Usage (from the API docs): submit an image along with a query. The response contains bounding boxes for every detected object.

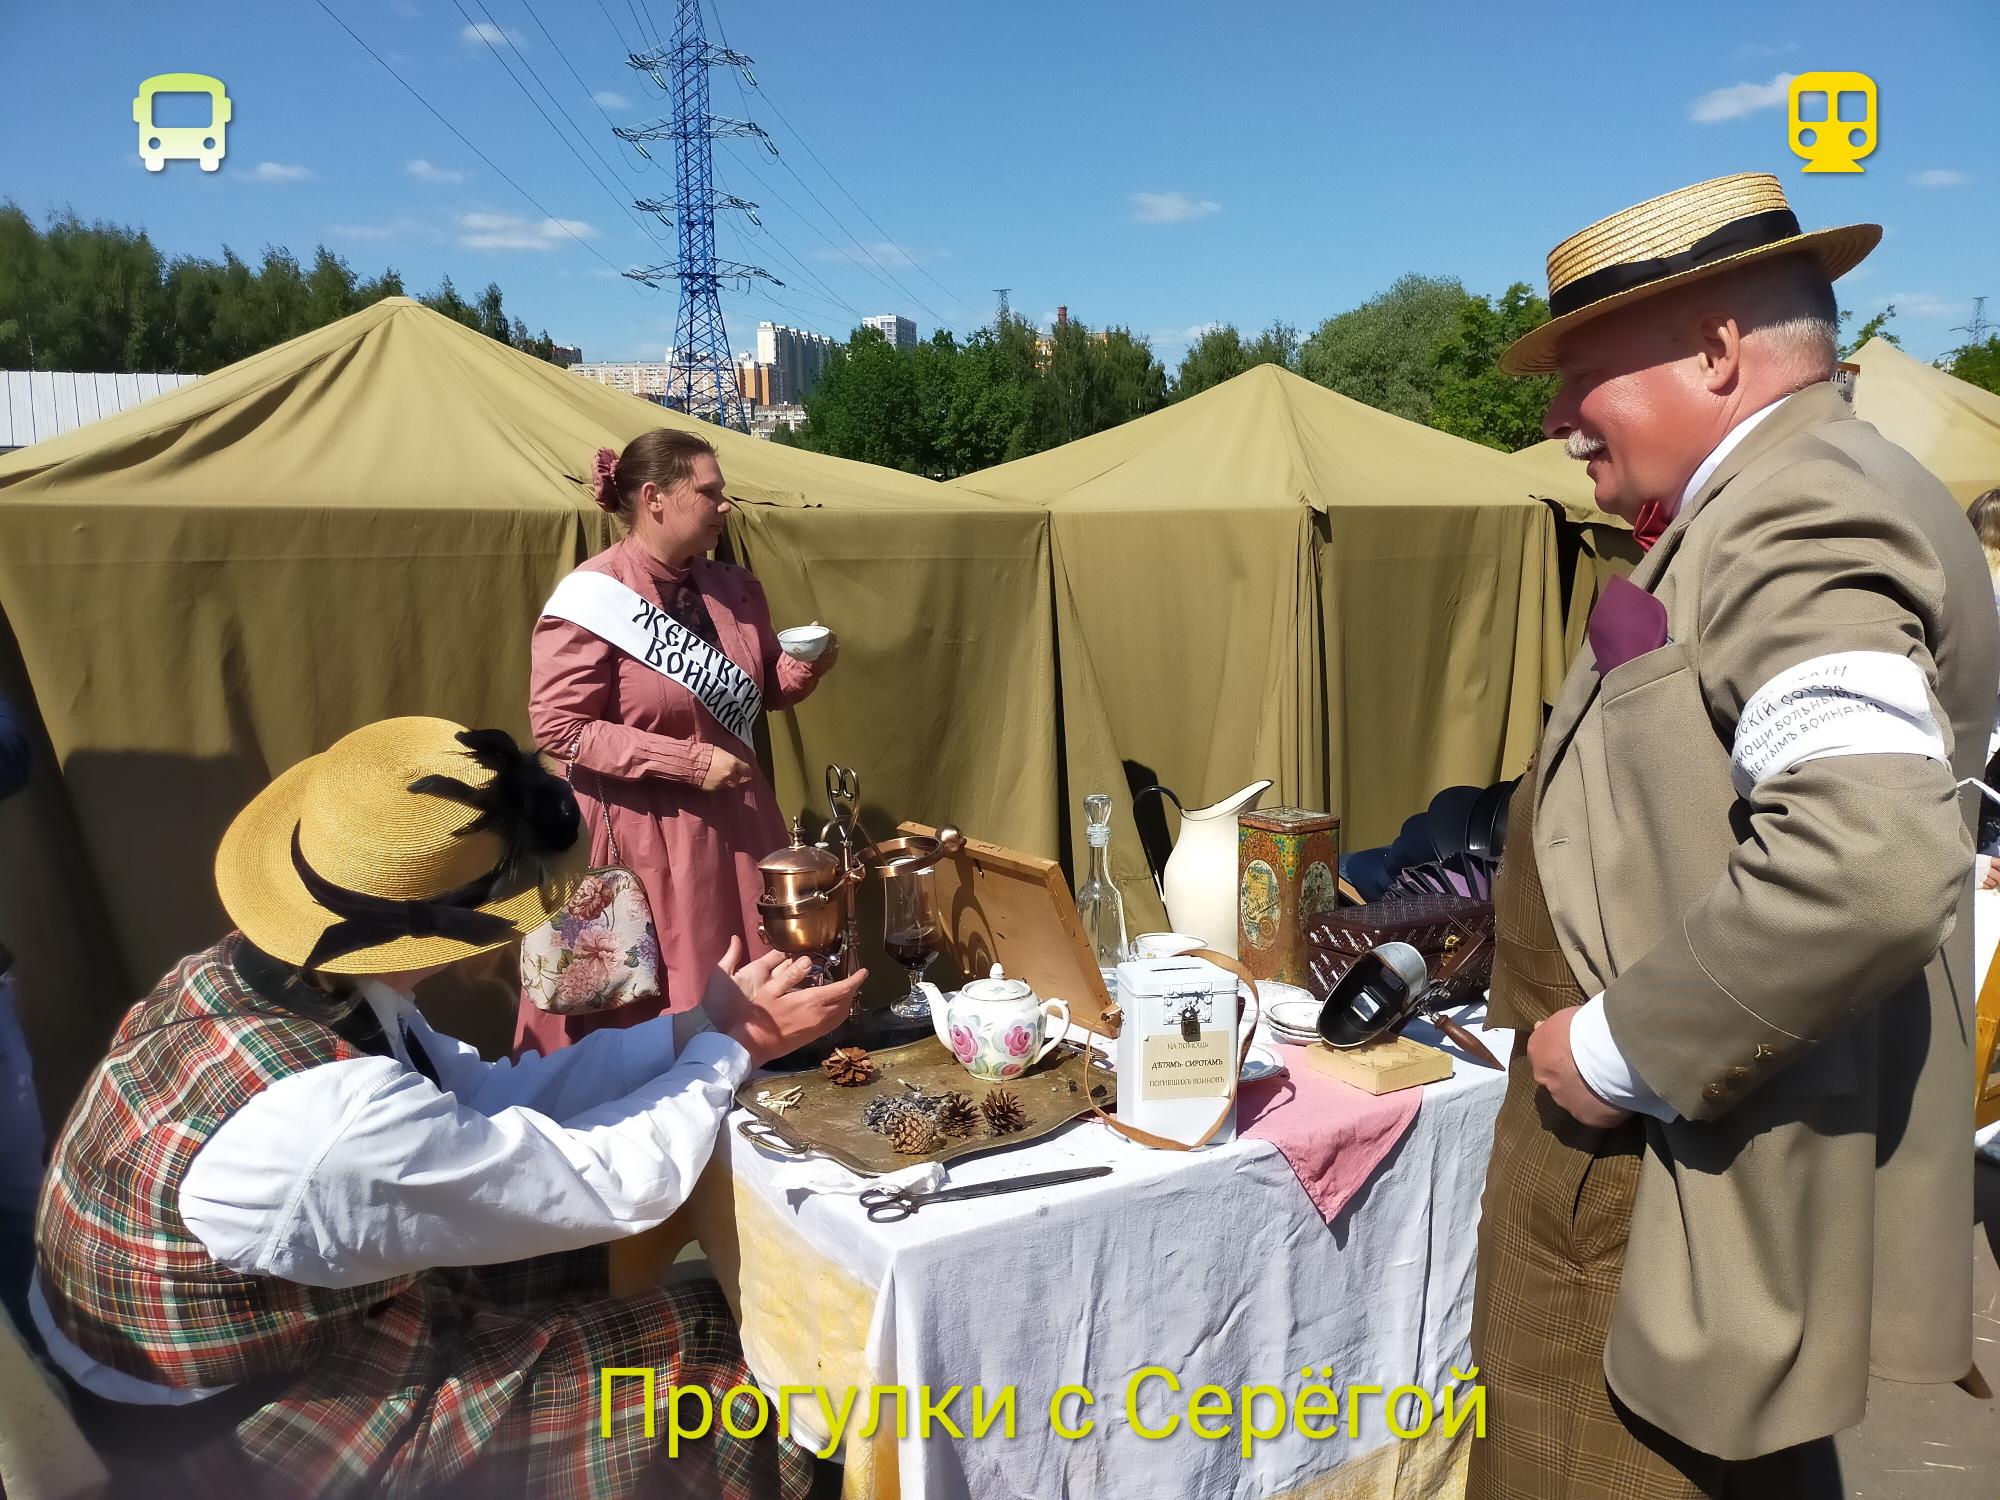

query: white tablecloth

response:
[727,1014,1515,1499]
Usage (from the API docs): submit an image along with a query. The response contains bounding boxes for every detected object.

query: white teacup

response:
[778,624,831,661]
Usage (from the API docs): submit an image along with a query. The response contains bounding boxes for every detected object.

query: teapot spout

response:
[924,982,950,1047]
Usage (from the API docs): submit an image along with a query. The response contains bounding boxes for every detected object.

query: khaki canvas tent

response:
[1505,439,1642,662]
[0,297,1021,1117]
[956,365,1565,931]
[1850,336,2000,506]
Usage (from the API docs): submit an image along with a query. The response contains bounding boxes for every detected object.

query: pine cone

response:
[863,1096,915,1135]
[931,1090,978,1138]
[820,1047,877,1087]
[980,1087,1026,1134]
[889,1111,940,1156]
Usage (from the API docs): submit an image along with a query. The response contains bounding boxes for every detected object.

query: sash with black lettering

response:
[542,570,762,752]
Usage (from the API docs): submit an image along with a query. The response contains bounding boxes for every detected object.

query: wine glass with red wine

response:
[882,866,943,1022]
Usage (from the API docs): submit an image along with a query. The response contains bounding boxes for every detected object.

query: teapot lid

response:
[758,819,840,877]
[961,963,1033,1002]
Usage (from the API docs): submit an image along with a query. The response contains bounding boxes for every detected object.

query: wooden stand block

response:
[1300,1035,1454,1095]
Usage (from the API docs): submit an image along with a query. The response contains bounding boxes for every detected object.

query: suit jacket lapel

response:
[1533,383,1847,804]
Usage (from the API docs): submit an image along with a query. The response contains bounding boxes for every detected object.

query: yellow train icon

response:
[135,73,231,173]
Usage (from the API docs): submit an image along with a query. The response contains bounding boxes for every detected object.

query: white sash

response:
[543,570,762,752]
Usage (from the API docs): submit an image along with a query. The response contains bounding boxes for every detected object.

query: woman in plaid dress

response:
[32,717,860,1498]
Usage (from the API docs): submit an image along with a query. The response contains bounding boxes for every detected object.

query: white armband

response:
[1731,650,1947,796]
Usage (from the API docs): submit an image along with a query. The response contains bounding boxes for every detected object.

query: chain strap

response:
[564,741,620,867]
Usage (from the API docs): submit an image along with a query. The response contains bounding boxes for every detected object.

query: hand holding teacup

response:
[778,621,838,674]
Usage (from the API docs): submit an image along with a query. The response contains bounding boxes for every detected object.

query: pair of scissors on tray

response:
[858,1165,1112,1222]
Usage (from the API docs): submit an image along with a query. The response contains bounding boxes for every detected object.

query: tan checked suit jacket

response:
[1531,381,1998,1459]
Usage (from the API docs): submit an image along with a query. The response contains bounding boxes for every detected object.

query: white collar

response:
[357,979,417,1069]
[1678,394,1789,511]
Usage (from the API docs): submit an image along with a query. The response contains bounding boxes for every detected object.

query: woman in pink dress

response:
[518,429,837,1052]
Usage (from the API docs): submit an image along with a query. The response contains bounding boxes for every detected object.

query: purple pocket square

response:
[1588,575,1670,674]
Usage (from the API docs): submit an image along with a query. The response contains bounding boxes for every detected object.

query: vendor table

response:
[726,1014,1515,1500]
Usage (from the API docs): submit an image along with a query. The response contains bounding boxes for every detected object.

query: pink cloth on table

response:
[1237,1054,1424,1222]
[516,536,826,1054]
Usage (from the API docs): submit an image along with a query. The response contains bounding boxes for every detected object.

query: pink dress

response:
[516,537,825,1053]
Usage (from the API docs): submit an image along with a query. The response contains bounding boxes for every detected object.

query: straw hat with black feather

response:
[1500,171,1879,375]
[216,716,587,976]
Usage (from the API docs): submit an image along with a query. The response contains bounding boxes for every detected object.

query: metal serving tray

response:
[734,1035,1115,1177]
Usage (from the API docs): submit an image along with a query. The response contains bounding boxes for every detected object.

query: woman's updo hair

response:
[591,429,719,525]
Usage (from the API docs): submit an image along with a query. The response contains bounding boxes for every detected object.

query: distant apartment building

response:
[569,360,672,400]
[862,314,917,352]
[743,322,837,406]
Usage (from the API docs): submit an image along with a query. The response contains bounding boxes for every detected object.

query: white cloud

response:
[327,216,430,242]
[252,161,312,183]
[460,21,521,49]
[406,158,466,185]
[1882,292,1972,321]
[455,210,596,250]
[1154,321,1223,345]
[593,90,631,110]
[810,241,923,268]
[1910,169,1972,188]
[1129,191,1220,225]
[1688,73,1796,124]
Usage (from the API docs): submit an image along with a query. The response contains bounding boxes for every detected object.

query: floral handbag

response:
[520,764,663,1015]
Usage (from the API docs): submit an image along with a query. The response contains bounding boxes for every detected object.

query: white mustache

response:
[1566,431,1607,461]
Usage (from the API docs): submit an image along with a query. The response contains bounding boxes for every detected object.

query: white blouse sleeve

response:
[412,1008,683,1119]
[177,1032,750,1288]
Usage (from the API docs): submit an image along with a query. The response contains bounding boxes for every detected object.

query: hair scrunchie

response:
[591,447,621,512]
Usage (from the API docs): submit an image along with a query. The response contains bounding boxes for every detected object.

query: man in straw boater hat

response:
[30,717,861,1498]
[1470,172,1999,1496]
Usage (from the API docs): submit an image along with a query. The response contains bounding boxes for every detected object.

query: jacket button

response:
[1703,1082,1727,1104]
[1727,1066,1750,1082]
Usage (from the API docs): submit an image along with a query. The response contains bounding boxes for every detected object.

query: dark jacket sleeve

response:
[0,695,28,802]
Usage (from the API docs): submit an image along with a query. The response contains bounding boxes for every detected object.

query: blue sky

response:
[3,0,1995,366]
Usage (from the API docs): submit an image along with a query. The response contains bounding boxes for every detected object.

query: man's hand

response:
[1979,853,2000,892]
[701,749,755,793]
[1528,1004,1633,1128]
[704,936,867,1066]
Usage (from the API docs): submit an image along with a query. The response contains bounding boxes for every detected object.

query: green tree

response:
[1949,335,2000,397]
[1171,319,1300,401]
[799,327,925,471]
[1429,283,1560,451]
[1297,273,1472,423]
[1840,304,1899,355]
[0,203,561,374]
[1035,318,1167,448]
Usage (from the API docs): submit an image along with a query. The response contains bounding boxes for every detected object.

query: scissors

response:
[858,1165,1112,1223]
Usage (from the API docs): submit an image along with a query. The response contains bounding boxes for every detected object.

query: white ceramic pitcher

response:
[1156,780,1272,958]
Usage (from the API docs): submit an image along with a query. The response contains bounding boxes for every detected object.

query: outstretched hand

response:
[703,936,865,1066]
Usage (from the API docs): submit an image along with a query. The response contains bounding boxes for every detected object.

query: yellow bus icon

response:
[135,73,231,173]
[1788,71,1876,174]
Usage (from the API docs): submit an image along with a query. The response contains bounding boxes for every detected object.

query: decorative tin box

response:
[1237,807,1340,987]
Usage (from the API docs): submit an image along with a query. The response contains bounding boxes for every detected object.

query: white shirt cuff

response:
[1568,993,1677,1122]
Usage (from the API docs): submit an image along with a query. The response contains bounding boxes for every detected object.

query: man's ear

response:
[1693,310,1743,395]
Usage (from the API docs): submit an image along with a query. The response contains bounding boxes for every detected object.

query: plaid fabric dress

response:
[1466,774,1710,1500]
[36,936,816,1500]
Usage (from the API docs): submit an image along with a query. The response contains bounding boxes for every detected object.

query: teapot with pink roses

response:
[928,964,1072,1082]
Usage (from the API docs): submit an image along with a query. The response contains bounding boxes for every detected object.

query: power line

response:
[704,0,962,333]
[455,0,671,254]
[593,0,640,50]
[312,0,642,283]
[516,0,640,154]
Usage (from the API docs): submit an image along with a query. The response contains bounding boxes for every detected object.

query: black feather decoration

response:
[409,728,581,879]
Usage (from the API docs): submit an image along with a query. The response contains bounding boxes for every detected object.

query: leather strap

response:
[1086,948,1262,1152]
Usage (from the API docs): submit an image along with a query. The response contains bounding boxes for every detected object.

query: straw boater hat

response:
[216,716,586,976]
[1500,172,1880,375]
